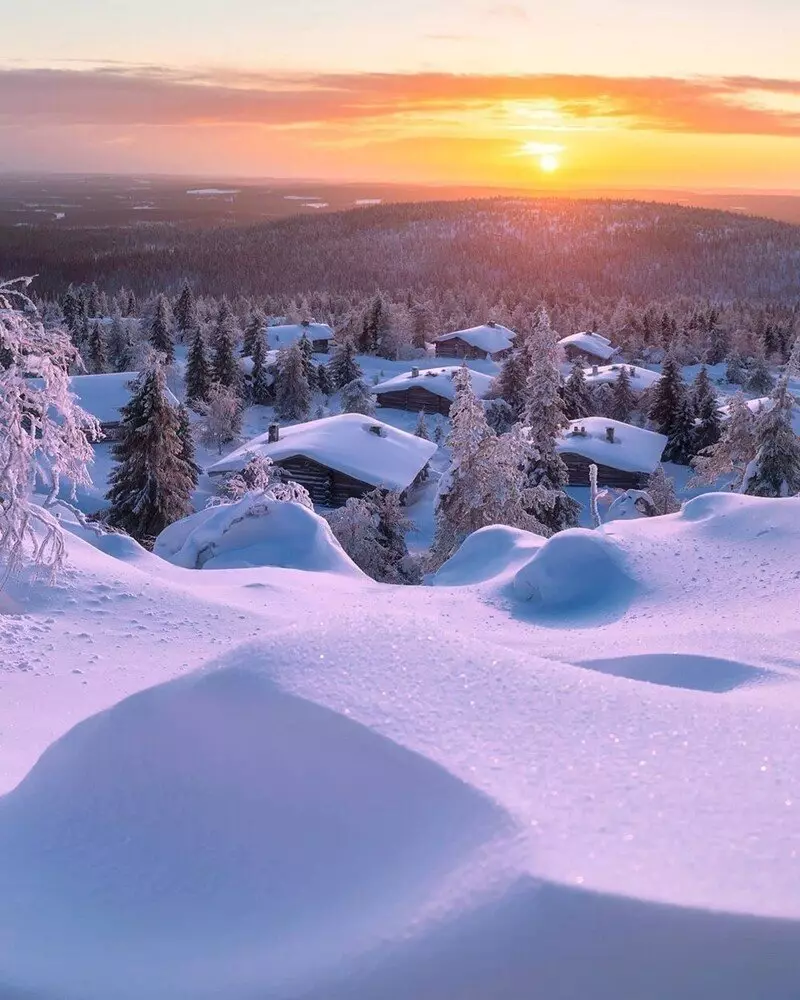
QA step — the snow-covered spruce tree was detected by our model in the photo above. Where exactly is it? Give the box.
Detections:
[693,392,723,454]
[87,322,108,374]
[176,404,201,485]
[149,294,174,365]
[648,352,685,437]
[0,279,98,577]
[414,410,430,440]
[746,356,775,396]
[217,454,313,508]
[274,344,311,421]
[185,327,211,409]
[786,333,800,381]
[646,465,682,515]
[241,311,264,358]
[315,361,332,397]
[173,282,196,344]
[341,377,377,416]
[562,358,593,420]
[250,329,273,406]
[359,294,390,354]
[106,311,132,372]
[430,372,548,567]
[611,365,637,422]
[297,332,318,390]
[485,397,515,434]
[663,395,696,464]
[211,306,241,391]
[492,344,530,418]
[522,308,580,532]
[199,384,243,454]
[105,361,195,544]
[725,351,747,385]
[328,489,419,583]
[743,379,800,497]
[691,391,756,489]
[591,381,614,417]
[691,364,715,416]
[327,340,362,390]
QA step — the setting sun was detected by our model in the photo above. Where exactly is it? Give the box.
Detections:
[539,153,560,173]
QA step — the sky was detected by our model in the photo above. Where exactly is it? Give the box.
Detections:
[1,0,800,190]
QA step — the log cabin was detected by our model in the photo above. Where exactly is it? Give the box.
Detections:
[373,366,494,415]
[207,413,438,508]
[434,323,515,361]
[265,320,335,354]
[559,332,618,365]
[553,417,668,489]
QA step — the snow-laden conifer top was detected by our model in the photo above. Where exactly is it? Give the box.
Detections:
[207,412,437,490]
[555,417,668,473]
[373,365,494,401]
[435,323,516,355]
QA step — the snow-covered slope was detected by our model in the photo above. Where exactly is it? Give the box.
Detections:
[1,493,800,998]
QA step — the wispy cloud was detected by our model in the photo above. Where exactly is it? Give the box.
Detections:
[1,67,800,138]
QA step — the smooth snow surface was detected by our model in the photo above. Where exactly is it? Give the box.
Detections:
[373,365,494,402]
[556,417,668,473]
[2,492,800,998]
[154,496,362,573]
[435,323,515,356]
[207,412,438,491]
[559,331,617,360]
[26,372,177,426]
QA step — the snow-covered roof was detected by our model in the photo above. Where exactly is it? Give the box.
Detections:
[559,332,618,361]
[435,323,515,355]
[555,417,667,474]
[239,350,280,381]
[208,413,438,491]
[27,372,177,426]
[265,323,334,350]
[372,366,494,402]
[582,364,661,392]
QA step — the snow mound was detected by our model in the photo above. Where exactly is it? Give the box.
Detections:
[513,528,637,613]
[0,666,509,999]
[153,496,362,574]
[432,525,546,587]
[575,653,777,693]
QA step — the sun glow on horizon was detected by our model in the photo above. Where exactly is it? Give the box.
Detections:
[539,152,560,173]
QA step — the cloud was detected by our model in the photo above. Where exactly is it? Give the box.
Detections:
[484,4,530,22]
[1,67,800,138]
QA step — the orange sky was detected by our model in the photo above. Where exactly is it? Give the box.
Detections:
[2,1,800,190]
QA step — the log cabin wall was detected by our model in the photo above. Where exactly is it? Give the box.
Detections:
[274,454,375,507]
[376,386,451,415]
[559,452,648,489]
[435,338,487,360]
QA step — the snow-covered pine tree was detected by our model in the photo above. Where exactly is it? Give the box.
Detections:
[691,391,756,488]
[297,332,318,390]
[340,377,377,416]
[693,392,723,454]
[199,384,243,454]
[648,352,685,436]
[330,488,420,583]
[216,454,313,508]
[562,358,593,420]
[176,404,201,485]
[611,365,637,422]
[149,294,174,364]
[106,361,195,543]
[327,340,362,390]
[60,287,83,335]
[212,307,241,392]
[492,346,529,417]
[485,397,515,434]
[106,311,132,372]
[315,361,332,397]
[743,379,800,497]
[414,410,430,440]
[663,395,696,464]
[691,364,715,416]
[359,294,390,353]
[787,332,800,381]
[522,308,580,532]
[250,329,273,405]
[725,351,747,385]
[185,327,211,409]
[124,289,137,318]
[0,278,98,577]
[87,322,108,374]
[646,465,682,514]
[241,311,264,358]
[746,357,775,396]
[274,344,311,421]
[591,381,614,417]
[173,282,196,344]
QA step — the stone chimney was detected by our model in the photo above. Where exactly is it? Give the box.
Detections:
[592,365,599,376]
[487,320,497,328]
[268,422,280,443]
[411,366,420,378]
[369,424,385,437]
[605,426,616,443]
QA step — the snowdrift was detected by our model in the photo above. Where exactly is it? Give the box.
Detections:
[153,495,362,574]
[0,666,509,999]
[432,524,546,587]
